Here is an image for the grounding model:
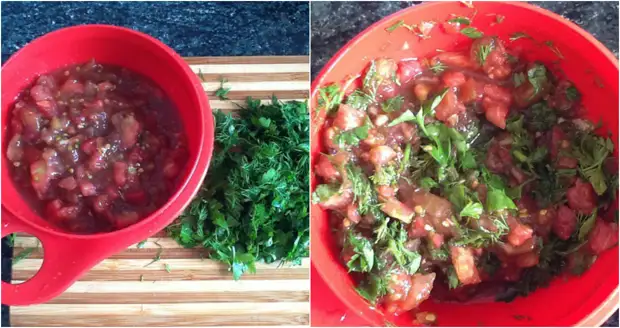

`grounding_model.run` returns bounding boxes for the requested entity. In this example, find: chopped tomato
[333,104,366,131]
[435,88,466,123]
[450,246,481,285]
[315,154,342,182]
[397,60,422,84]
[554,205,577,240]
[567,179,597,214]
[587,219,619,255]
